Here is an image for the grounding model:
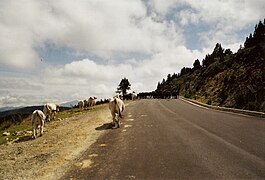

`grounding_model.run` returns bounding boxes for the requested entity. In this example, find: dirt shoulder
[0,104,112,180]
